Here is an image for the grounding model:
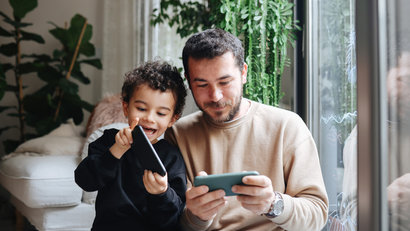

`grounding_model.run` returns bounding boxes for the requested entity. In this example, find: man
[165,28,329,231]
